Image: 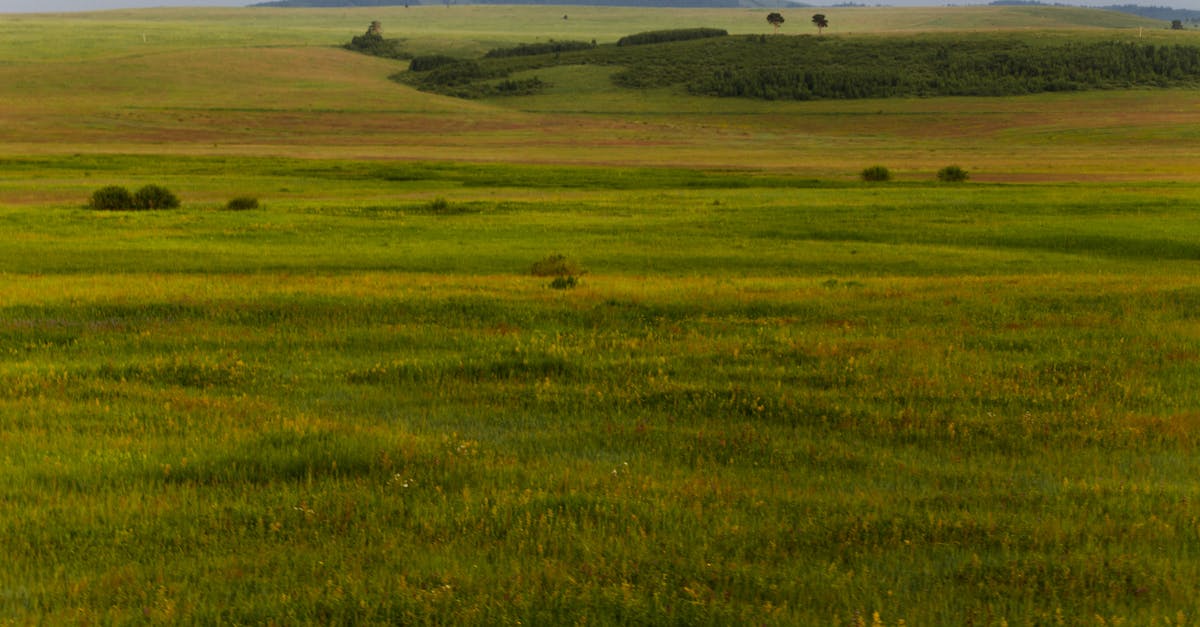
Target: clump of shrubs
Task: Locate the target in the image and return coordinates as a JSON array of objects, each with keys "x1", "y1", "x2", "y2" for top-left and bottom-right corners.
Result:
[
  {"x1": 89, "y1": 184, "x2": 180, "y2": 210},
  {"x1": 226, "y1": 196, "x2": 260, "y2": 211},
  {"x1": 345, "y1": 21, "x2": 410, "y2": 60},
  {"x1": 860, "y1": 165, "x2": 892, "y2": 182},
  {"x1": 484, "y1": 40, "x2": 595, "y2": 58},
  {"x1": 531, "y1": 253, "x2": 585, "y2": 289},
  {"x1": 89, "y1": 185, "x2": 136, "y2": 211},
  {"x1": 937, "y1": 165, "x2": 969, "y2": 182},
  {"x1": 132, "y1": 184, "x2": 180, "y2": 210},
  {"x1": 617, "y1": 28, "x2": 727, "y2": 46},
  {"x1": 409, "y1": 55, "x2": 462, "y2": 72}
]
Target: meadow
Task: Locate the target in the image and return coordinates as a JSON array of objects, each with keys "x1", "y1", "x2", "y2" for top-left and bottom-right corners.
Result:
[{"x1": 3, "y1": 5, "x2": 1200, "y2": 625}]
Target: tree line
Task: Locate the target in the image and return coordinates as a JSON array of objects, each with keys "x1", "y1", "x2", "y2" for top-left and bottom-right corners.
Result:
[
  {"x1": 385, "y1": 29, "x2": 1200, "y2": 100},
  {"x1": 692, "y1": 39, "x2": 1200, "y2": 100}
]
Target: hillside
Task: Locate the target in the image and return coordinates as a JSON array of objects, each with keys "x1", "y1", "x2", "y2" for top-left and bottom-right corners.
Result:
[
  {"x1": 396, "y1": 30, "x2": 1200, "y2": 100},
  {"x1": 0, "y1": 5, "x2": 1188, "y2": 178}
]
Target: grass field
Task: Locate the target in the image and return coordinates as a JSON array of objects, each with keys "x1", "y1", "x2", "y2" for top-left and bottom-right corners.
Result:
[{"x1": 4, "y1": 5, "x2": 1200, "y2": 625}]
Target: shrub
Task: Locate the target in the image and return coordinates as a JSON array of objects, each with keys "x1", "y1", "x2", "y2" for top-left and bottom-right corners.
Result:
[
  {"x1": 421, "y1": 61, "x2": 491, "y2": 87},
  {"x1": 89, "y1": 185, "x2": 134, "y2": 210},
  {"x1": 531, "y1": 253, "x2": 583, "y2": 278},
  {"x1": 226, "y1": 196, "x2": 260, "y2": 211},
  {"x1": 132, "y1": 184, "x2": 180, "y2": 210},
  {"x1": 617, "y1": 28, "x2": 727, "y2": 47},
  {"x1": 409, "y1": 55, "x2": 461, "y2": 72},
  {"x1": 937, "y1": 165, "x2": 970, "y2": 182},
  {"x1": 345, "y1": 27, "x2": 410, "y2": 60},
  {"x1": 491, "y1": 77, "x2": 546, "y2": 96},
  {"x1": 484, "y1": 40, "x2": 594, "y2": 58},
  {"x1": 861, "y1": 165, "x2": 892, "y2": 182}
]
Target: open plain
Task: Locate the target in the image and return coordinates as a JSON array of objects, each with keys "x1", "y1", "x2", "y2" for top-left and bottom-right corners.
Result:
[{"x1": 3, "y1": 5, "x2": 1200, "y2": 624}]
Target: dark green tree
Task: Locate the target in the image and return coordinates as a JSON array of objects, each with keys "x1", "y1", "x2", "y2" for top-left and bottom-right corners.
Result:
[
  {"x1": 812, "y1": 14, "x2": 829, "y2": 35},
  {"x1": 767, "y1": 12, "x2": 785, "y2": 34}
]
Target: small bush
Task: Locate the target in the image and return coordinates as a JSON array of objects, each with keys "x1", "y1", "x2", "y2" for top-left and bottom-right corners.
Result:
[
  {"x1": 89, "y1": 185, "x2": 134, "y2": 210},
  {"x1": 861, "y1": 165, "x2": 892, "y2": 182},
  {"x1": 937, "y1": 165, "x2": 969, "y2": 182},
  {"x1": 531, "y1": 254, "x2": 583, "y2": 278},
  {"x1": 132, "y1": 184, "x2": 180, "y2": 210},
  {"x1": 226, "y1": 196, "x2": 260, "y2": 211}
]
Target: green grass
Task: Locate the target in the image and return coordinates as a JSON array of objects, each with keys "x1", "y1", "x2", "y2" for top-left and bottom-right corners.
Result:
[
  {"x1": 5, "y1": 159, "x2": 1200, "y2": 623},
  {"x1": 4, "y1": 5, "x2": 1200, "y2": 624}
]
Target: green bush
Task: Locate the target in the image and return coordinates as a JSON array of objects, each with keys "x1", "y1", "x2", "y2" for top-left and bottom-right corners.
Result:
[
  {"x1": 226, "y1": 196, "x2": 260, "y2": 211},
  {"x1": 132, "y1": 184, "x2": 180, "y2": 210},
  {"x1": 937, "y1": 165, "x2": 970, "y2": 182},
  {"x1": 484, "y1": 40, "x2": 594, "y2": 58},
  {"x1": 491, "y1": 77, "x2": 546, "y2": 96},
  {"x1": 422, "y1": 61, "x2": 490, "y2": 87},
  {"x1": 617, "y1": 28, "x2": 727, "y2": 47},
  {"x1": 89, "y1": 185, "x2": 135, "y2": 210},
  {"x1": 409, "y1": 55, "x2": 462, "y2": 72},
  {"x1": 345, "y1": 31, "x2": 410, "y2": 60},
  {"x1": 861, "y1": 165, "x2": 892, "y2": 182}
]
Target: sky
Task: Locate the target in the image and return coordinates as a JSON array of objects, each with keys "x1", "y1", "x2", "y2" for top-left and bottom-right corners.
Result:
[
  {"x1": 2, "y1": 0, "x2": 1198, "y2": 13},
  {"x1": 0, "y1": 0, "x2": 248, "y2": 11}
]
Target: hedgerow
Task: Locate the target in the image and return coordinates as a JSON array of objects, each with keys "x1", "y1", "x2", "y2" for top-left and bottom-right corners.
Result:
[
  {"x1": 485, "y1": 40, "x2": 595, "y2": 58},
  {"x1": 616, "y1": 28, "x2": 728, "y2": 47},
  {"x1": 409, "y1": 55, "x2": 462, "y2": 72}
]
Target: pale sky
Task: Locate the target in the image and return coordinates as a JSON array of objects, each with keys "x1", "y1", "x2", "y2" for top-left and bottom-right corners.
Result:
[
  {"x1": 1, "y1": 0, "x2": 1198, "y2": 13},
  {"x1": 0, "y1": 0, "x2": 248, "y2": 10}
]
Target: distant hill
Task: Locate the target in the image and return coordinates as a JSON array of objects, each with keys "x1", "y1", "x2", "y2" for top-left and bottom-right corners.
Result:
[
  {"x1": 990, "y1": 1, "x2": 1200, "y2": 23},
  {"x1": 251, "y1": 0, "x2": 741, "y2": 5},
  {"x1": 254, "y1": 0, "x2": 807, "y2": 6},
  {"x1": 253, "y1": 0, "x2": 421, "y2": 5},
  {"x1": 1097, "y1": 4, "x2": 1200, "y2": 22},
  {"x1": 255, "y1": 0, "x2": 1196, "y2": 15}
]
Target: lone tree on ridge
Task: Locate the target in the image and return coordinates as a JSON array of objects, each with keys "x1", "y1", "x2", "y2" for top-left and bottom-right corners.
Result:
[
  {"x1": 767, "y1": 12, "x2": 785, "y2": 34},
  {"x1": 812, "y1": 13, "x2": 829, "y2": 35}
]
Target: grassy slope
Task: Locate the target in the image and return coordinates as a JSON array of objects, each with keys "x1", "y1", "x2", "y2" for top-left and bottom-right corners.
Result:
[
  {"x1": 0, "y1": 6, "x2": 1191, "y2": 180},
  {"x1": 3, "y1": 5, "x2": 1200, "y2": 625}
]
